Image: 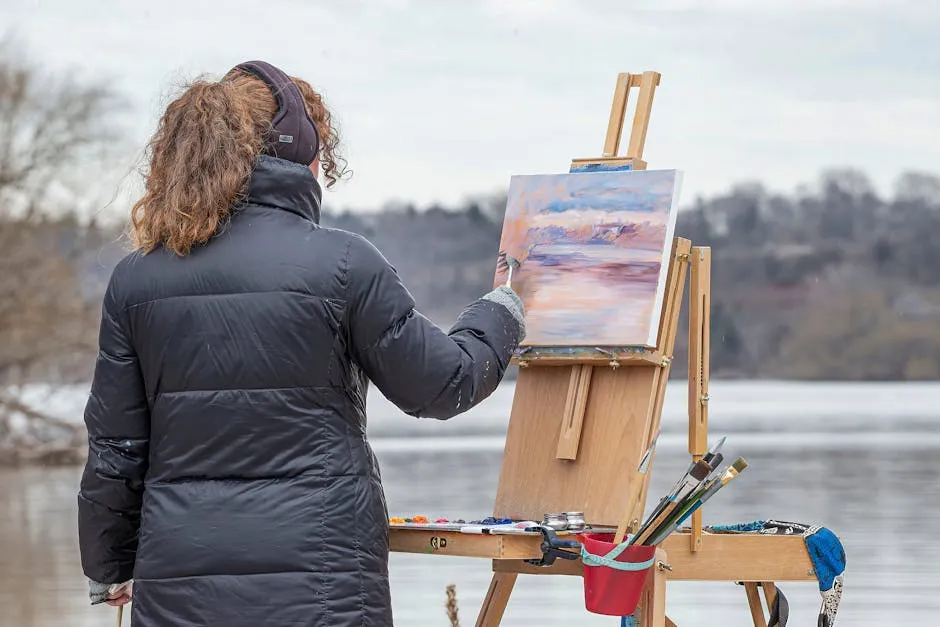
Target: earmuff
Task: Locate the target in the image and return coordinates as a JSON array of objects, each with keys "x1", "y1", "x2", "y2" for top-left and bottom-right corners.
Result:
[{"x1": 228, "y1": 60, "x2": 320, "y2": 166}]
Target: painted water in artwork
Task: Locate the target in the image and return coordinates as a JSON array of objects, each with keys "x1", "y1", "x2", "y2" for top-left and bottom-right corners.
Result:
[{"x1": 493, "y1": 169, "x2": 682, "y2": 347}]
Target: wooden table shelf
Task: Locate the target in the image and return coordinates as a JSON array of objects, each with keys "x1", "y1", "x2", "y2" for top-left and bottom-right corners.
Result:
[{"x1": 390, "y1": 528, "x2": 816, "y2": 582}]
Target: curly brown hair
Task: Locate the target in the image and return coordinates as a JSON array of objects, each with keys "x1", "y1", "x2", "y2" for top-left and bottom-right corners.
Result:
[{"x1": 130, "y1": 70, "x2": 347, "y2": 256}]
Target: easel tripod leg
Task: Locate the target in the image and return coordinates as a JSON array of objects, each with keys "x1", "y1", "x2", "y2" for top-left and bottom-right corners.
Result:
[
  {"x1": 744, "y1": 582, "x2": 768, "y2": 627},
  {"x1": 475, "y1": 571, "x2": 517, "y2": 627},
  {"x1": 760, "y1": 581, "x2": 777, "y2": 610},
  {"x1": 640, "y1": 550, "x2": 668, "y2": 627}
]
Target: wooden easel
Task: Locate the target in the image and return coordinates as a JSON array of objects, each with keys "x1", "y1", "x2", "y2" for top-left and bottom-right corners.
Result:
[
  {"x1": 494, "y1": 73, "x2": 676, "y2": 513},
  {"x1": 483, "y1": 69, "x2": 685, "y2": 626},
  {"x1": 389, "y1": 71, "x2": 816, "y2": 627}
]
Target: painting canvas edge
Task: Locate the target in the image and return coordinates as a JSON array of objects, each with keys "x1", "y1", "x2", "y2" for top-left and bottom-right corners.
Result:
[{"x1": 645, "y1": 170, "x2": 684, "y2": 347}]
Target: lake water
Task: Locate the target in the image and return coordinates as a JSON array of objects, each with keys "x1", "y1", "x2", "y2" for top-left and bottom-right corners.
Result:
[{"x1": 1, "y1": 380, "x2": 939, "y2": 626}]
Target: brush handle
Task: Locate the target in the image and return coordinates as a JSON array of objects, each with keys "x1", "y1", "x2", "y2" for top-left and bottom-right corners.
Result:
[
  {"x1": 643, "y1": 470, "x2": 696, "y2": 531},
  {"x1": 647, "y1": 500, "x2": 705, "y2": 546},
  {"x1": 634, "y1": 498, "x2": 681, "y2": 545},
  {"x1": 634, "y1": 495, "x2": 672, "y2": 542},
  {"x1": 647, "y1": 473, "x2": 739, "y2": 545},
  {"x1": 650, "y1": 486, "x2": 720, "y2": 545},
  {"x1": 642, "y1": 480, "x2": 711, "y2": 545},
  {"x1": 645, "y1": 481, "x2": 714, "y2": 545},
  {"x1": 634, "y1": 469, "x2": 705, "y2": 542},
  {"x1": 691, "y1": 475, "x2": 729, "y2": 510},
  {"x1": 634, "y1": 472, "x2": 702, "y2": 544},
  {"x1": 641, "y1": 469, "x2": 720, "y2": 545}
]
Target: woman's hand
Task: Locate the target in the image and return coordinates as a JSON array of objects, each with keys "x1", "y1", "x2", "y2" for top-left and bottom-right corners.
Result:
[
  {"x1": 482, "y1": 285, "x2": 526, "y2": 341},
  {"x1": 89, "y1": 579, "x2": 133, "y2": 606},
  {"x1": 105, "y1": 581, "x2": 133, "y2": 606}
]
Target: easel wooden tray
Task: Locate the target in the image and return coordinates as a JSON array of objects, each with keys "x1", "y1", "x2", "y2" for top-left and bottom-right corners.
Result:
[
  {"x1": 510, "y1": 346, "x2": 665, "y2": 367},
  {"x1": 389, "y1": 527, "x2": 816, "y2": 582}
]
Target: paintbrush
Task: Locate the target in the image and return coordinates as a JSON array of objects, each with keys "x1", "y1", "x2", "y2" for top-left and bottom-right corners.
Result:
[
  {"x1": 646, "y1": 458, "x2": 749, "y2": 545},
  {"x1": 631, "y1": 459, "x2": 712, "y2": 545},
  {"x1": 695, "y1": 457, "x2": 748, "y2": 508},
  {"x1": 640, "y1": 454, "x2": 732, "y2": 547},
  {"x1": 503, "y1": 253, "x2": 521, "y2": 288},
  {"x1": 702, "y1": 452, "x2": 724, "y2": 480},
  {"x1": 646, "y1": 459, "x2": 747, "y2": 546},
  {"x1": 637, "y1": 427, "x2": 661, "y2": 474},
  {"x1": 644, "y1": 450, "x2": 714, "y2": 530},
  {"x1": 644, "y1": 476, "x2": 717, "y2": 545},
  {"x1": 671, "y1": 436, "x2": 724, "y2": 498},
  {"x1": 648, "y1": 458, "x2": 717, "y2": 520},
  {"x1": 683, "y1": 436, "x2": 727, "y2": 475},
  {"x1": 704, "y1": 436, "x2": 727, "y2": 464},
  {"x1": 659, "y1": 456, "x2": 736, "y2": 528}
]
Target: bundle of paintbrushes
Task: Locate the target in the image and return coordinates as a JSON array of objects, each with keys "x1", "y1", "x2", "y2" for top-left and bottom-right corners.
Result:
[{"x1": 628, "y1": 437, "x2": 748, "y2": 546}]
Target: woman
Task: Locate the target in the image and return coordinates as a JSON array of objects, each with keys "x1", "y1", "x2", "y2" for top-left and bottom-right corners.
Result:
[{"x1": 78, "y1": 60, "x2": 525, "y2": 627}]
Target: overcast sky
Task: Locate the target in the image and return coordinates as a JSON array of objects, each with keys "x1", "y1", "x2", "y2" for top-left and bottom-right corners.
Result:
[{"x1": 4, "y1": 0, "x2": 939, "y2": 215}]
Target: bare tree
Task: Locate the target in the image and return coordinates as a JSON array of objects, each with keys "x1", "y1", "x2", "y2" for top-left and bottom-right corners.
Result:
[
  {"x1": 0, "y1": 41, "x2": 127, "y2": 211},
  {"x1": 0, "y1": 44, "x2": 127, "y2": 464}
]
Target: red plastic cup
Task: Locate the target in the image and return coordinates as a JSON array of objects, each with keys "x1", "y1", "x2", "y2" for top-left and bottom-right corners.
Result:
[{"x1": 580, "y1": 532, "x2": 656, "y2": 616}]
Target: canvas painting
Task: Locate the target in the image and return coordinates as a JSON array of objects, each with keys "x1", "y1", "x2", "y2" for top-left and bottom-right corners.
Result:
[{"x1": 493, "y1": 169, "x2": 682, "y2": 348}]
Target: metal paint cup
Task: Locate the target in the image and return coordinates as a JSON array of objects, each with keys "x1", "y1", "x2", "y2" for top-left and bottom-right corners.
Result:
[{"x1": 563, "y1": 511, "x2": 586, "y2": 531}]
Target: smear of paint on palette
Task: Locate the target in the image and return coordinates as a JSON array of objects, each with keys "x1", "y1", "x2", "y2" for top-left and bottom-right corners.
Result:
[{"x1": 493, "y1": 169, "x2": 682, "y2": 348}]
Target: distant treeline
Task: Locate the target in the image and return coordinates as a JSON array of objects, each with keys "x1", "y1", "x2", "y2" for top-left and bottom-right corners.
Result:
[
  {"x1": 4, "y1": 174, "x2": 939, "y2": 388},
  {"x1": 321, "y1": 169, "x2": 940, "y2": 381}
]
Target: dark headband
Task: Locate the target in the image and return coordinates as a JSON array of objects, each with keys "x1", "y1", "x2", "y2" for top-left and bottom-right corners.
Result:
[{"x1": 229, "y1": 60, "x2": 320, "y2": 166}]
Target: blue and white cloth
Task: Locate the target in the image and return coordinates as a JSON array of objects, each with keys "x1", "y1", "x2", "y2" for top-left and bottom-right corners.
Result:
[{"x1": 710, "y1": 519, "x2": 846, "y2": 627}]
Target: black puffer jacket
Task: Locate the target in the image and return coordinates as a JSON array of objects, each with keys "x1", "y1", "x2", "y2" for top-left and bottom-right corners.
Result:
[{"x1": 77, "y1": 156, "x2": 522, "y2": 626}]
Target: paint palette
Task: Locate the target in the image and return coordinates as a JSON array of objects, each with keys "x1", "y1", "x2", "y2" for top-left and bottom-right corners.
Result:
[{"x1": 494, "y1": 169, "x2": 682, "y2": 348}]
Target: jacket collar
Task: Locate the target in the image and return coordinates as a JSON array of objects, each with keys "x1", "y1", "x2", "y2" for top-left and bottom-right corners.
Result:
[{"x1": 244, "y1": 155, "x2": 322, "y2": 223}]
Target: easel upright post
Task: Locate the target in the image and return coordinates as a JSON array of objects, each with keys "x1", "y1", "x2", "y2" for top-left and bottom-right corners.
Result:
[
  {"x1": 626, "y1": 72, "x2": 659, "y2": 161},
  {"x1": 641, "y1": 550, "x2": 669, "y2": 627},
  {"x1": 612, "y1": 237, "x2": 690, "y2": 544},
  {"x1": 557, "y1": 70, "x2": 662, "y2": 463},
  {"x1": 688, "y1": 247, "x2": 711, "y2": 551},
  {"x1": 602, "y1": 73, "x2": 631, "y2": 157}
]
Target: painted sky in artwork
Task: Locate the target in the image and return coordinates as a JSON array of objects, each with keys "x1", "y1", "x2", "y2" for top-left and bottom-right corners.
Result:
[{"x1": 494, "y1": 169, "x2": 682, "y2": 348}]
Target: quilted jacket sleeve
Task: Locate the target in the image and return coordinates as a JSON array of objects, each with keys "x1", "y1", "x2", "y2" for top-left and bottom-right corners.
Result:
[
  {"x1": 77, "y1": 265, "x2": 150, "y2": 584},
  {"x1": 345, "y1": 234, "x2": 522, "y2": 420}
]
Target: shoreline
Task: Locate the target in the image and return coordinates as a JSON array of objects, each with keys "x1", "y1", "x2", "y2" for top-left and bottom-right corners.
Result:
[
  {"x1": 0, "y1": 445, "x2": 86, "y2": 467},
  {"x1": 4, "y1": 378, "x2": 938, "y2": 468}
]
